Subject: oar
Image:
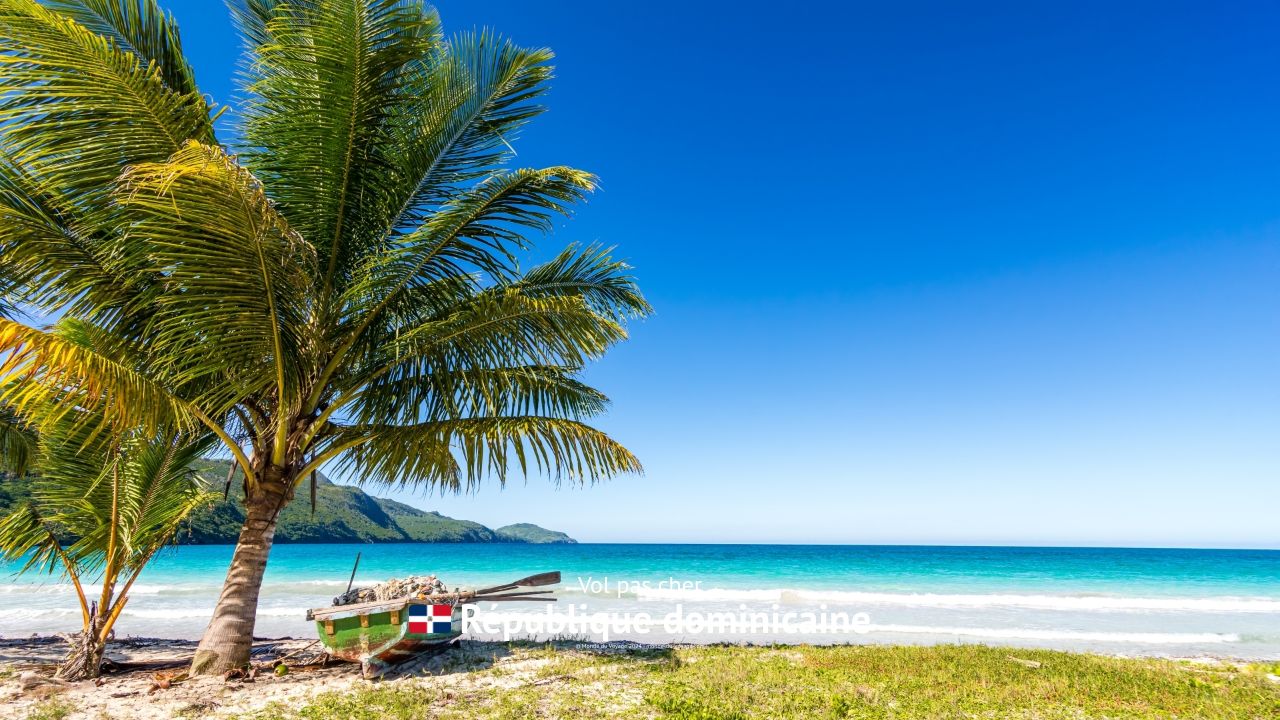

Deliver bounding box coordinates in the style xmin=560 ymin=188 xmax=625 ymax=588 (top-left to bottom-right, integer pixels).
xmin=345 ymin=552 xmax=362 ymax=594
xmin=471 ymin=593 xmax=559 ymax=602
xmin=474 ymin=571 xmax=560 ymax=596
xmin=474 ymin=589 xmax=555 ymax=599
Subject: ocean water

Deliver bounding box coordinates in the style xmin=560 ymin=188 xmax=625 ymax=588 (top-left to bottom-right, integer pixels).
xmin=1 ymin=544 xmax=1277 ymax=659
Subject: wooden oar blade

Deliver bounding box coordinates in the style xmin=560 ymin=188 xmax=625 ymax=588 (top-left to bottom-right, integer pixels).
xmin=516 ymin=571 xmax=561 ymax=588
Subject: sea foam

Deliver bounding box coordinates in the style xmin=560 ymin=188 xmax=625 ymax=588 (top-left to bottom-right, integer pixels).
xmin=628 ymin=587 xmax=1280 ymax=613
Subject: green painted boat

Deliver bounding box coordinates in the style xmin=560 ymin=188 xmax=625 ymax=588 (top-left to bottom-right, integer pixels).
xmin=307 ymin=597 xmax=461 ymax=677
xmin=306 ymin=572 xmax=560 ymax=677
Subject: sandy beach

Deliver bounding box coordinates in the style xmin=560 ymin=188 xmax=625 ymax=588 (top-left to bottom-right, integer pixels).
xmin=0 ymin=634 xmax=574 ymax=720
xmin=4 ymin=634 xmax=1278 ymax=720
xmin=2 ymin=635 xmax=346 ymax=719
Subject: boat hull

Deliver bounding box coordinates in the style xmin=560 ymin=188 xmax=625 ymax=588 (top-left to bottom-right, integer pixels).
xmin=312 ymin=600 xmax=462 ymax=678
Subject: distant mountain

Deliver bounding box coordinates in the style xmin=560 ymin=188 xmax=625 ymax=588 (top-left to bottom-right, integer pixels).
xmin=496 ymin=523 xmax=577 ymax=544
xmin=0 ymin=463 xmax=576 ymax=545
xmin=377 ymin=498 xmax=501 ymax=543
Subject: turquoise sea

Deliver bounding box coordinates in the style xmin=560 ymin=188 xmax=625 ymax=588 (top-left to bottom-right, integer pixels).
xmin=2 ymin=544 xmax=1278 ymax=659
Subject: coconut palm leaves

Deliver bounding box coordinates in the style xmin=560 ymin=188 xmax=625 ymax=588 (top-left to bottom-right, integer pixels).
xmin=0 ymin=403 xmax=33 ymax=475
xmin=0 ymin=410 xmax=215 ymax=679
xmin=0 ymin=317 xmax=193 ymax=438
xmin=3 ymin=419 xmax=215 ymax=582
xmin=0 ymin=0 xmax=645 ymax=491
xmin=0 ymin=0 xmax=213 ymax=202
xmin=0 ymin=263 xmax=34 ymax=474
xmin=0 ymin=0 xmax=214 ymax=326
xmin=116 ymin=142 xmax=318 ymax=409
xmin=0 ymin=0 xmax=647 ymax=673
xmin=41 ymin=0 xmax=201 ymax=97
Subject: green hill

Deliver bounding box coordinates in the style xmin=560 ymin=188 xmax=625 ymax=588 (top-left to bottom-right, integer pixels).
xmin=496 ymin=523 xmax=577 ymax=544
xmin=1 ymin=463 xmax=575 ymax=545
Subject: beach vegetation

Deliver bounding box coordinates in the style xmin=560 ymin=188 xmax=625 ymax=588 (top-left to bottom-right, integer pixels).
xmin=21 ymin=698 xmax=73 ymax=720
xmin=1 ymin=272 xmax=216 ymax=684
xmin=0 ymin=0 xmax=646 ymax=676
xmin=0 ymin=398 xmax=215 ymax=679
xmin=248 ymin=643 xmax=1280 ymax=720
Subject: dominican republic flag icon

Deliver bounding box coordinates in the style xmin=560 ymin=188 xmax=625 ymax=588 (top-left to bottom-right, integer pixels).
xmin=407 ymin=604 xmax=453 ymax=634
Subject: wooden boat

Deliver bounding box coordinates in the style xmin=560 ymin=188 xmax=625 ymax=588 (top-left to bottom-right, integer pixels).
xmin=306 ymin=571 xmax=559 ymax=677
xmin=307 ymin=596 xmax=462 ymax=677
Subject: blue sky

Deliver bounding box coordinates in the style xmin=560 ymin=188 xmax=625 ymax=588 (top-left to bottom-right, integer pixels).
xmin=168 ymin=1 xmax=1279 ymax=547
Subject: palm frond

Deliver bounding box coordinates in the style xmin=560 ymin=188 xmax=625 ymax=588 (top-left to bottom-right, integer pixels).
xmin=225 ymin=0 xmax=282 ymax=49
xmin=114 ymin=142 xmax=316 ymax=409
xmin=0 ymin=247 xmax=17 ymax=323
xmin=236 ymin=0 xmax=441 ymax=299
xmin=0 ymin=239 xmax=16 ymax=317
xmin=0 ymin=0 xmax=213 ymax=209
xmin=0 ymin=501 xmax=64 ymax=575
xmin=0 ymin=317 xmax=190 ymax=435
xmin=512 ymin=244 xmax=653 ymax=321
xmin=389 ymin=245 xmax=648 ymax=369
xmin=26 ymin=414 xmax=116 ymax=574
xmin=40 ymin=0 xmax=202 ymax=96
xmin=6 ymin=409 xmax=214 ymax=579
xmin=335 ymin=415 xmax=641 ymax=493
xmin=50 ymin=428 xmax=215 ymax=570
xmin=329 ymin=244 xmax=649 ymax=434
xmin=343 ymin=292 xmax=624 ymax=422
xmin=337 ymin=166 xmax=599 ymax=348
xmin=381 ymin=29 xmax=555 ymax=234
xmin=352 ymin=363 xmax=611 ymax=435
xmin=0 ymin=150 xmax=156 ymax=325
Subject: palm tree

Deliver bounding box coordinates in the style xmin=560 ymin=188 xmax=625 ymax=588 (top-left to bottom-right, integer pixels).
xmin=0 ymin=0 xmax=648 ymax=674
xmin=1 ymin=286 xmax=213 ymax=682
xmin=0 ymin=399 xmax=215 ymax=680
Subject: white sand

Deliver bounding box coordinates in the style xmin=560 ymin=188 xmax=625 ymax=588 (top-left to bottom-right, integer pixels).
xmin=0 ymin=635 xmax=545 ymax=720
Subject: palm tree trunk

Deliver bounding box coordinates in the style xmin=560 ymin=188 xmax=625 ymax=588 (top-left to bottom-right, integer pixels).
xmin=58 ymin=627 xmax=107 ymax=680
xmin=57 ymin=606 xmax=105 ymax=681
xmin=190 ymin=468 xmax=293 ymax=675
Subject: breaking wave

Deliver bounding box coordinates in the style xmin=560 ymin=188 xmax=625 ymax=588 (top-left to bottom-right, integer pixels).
xmin=627 ymin=587 xmax=1280 ymax=613
xmin=866 ymin=625 xmax=1239 ymax=643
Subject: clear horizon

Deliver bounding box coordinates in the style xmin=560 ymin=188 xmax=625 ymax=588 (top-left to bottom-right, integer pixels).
xmin=164 ymin=1 xmax=1280 ymax=548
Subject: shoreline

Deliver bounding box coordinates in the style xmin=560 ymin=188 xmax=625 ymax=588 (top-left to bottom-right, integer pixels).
xmin=3 ymin=635 xmax=1278 ymax=719
xmin=7 ymin=544 xmax=1275 ymax=659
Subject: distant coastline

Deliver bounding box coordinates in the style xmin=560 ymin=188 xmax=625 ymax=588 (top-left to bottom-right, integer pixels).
xmin=0 ymin=464 xmax=576 ymax=546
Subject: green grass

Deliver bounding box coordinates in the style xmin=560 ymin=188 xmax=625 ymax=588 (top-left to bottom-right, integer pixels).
xmin=23 ymin=699 xmax=73 ymax=720
xmin=246 ymin=643 xmax=1280 ymax=719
